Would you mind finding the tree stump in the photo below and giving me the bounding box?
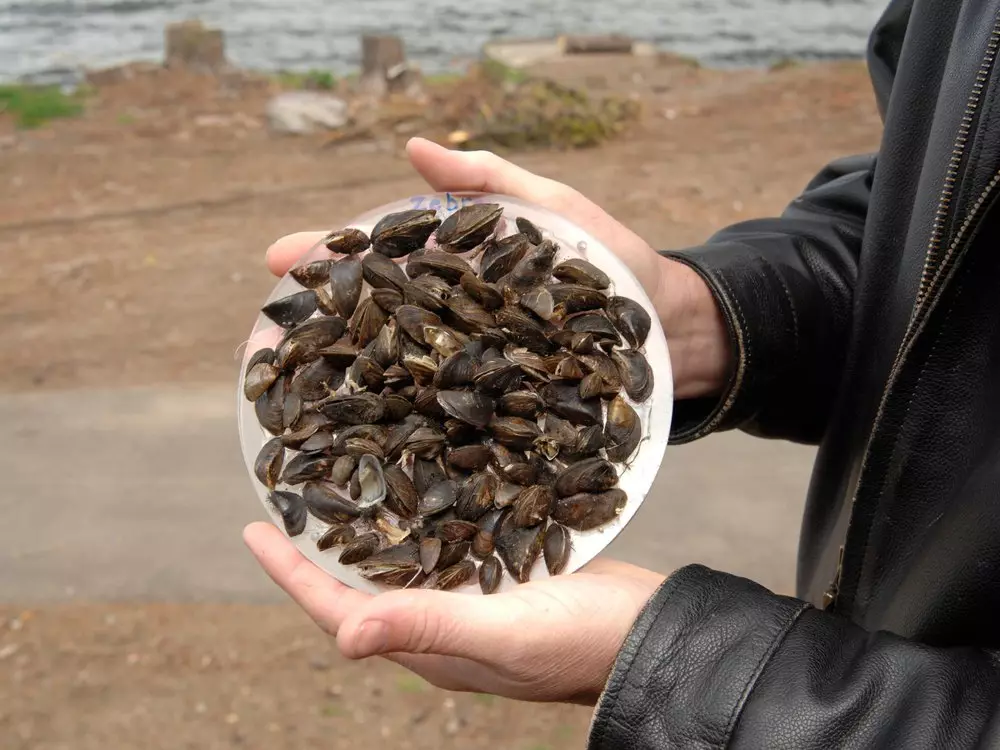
[165,19,227,72]
[359,35,416,98]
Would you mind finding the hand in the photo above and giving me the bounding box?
[244,522,665,704]
[266,137,731,399]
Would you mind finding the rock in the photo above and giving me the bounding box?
[165,20,226,72]
[266,92,349,135]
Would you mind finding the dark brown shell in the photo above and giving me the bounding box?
[504,240,558,292]
[437,390,496,429]
[255,374,288,435]
[418,478,457,516]
[362,252,409,291]
[548,283,608,316]
[339,533,381,565]
[551,259,611,290]
[607,296,652,349]
[540,381,603,426]
[324,227,371,255]
[554,457,619,498]
[551,489,627,531]
[329,455,357,486]
[511,485,555,528]
[455,472,499,521]
[478,555,503,594]
[261,290,318,328]
[279,452,336,486]
[270,491,307,537]
[495,524,545,583]
[371,209,441,258]
[489,416,541,451]
[253,437,284,490]
[613,350,654,402]
[244,361,279,401]
[275,317,348,370]
[433,350,477,389]
[383,464,419,518]
[436,560,477,590]
[434,203,503,252]
[543,523,572,575]
[420,537,442,573]
[328,256,363,318]
[564,311,621,348]
[290,259,333,289]
[403,274,451,311]
[444,291,497,334]
[435,519,479,544]
[604,394,642,462]
[316,524,356,551]
[291,358,344,401]
[405,426,447,459]
[460,272,504,311]
[303,481,362,521]
[321,392,386,425]
[515,217,544,244]
[480,234,531,283]
[498,390,543,419]
[371,288,404,313]
[406,250,473,283]
[395,304,443,343]
[446,444,493,472]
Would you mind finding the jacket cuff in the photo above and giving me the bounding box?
[660,244,799,443]
[587,564,809,750]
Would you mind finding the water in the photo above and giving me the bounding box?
[0,0,887,85]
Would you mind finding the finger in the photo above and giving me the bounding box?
[243,522,371,635]
[265,231,328,277]
[405,137,574,207]
[336,587,523,661]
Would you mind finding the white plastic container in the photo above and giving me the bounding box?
[236,192,672,594]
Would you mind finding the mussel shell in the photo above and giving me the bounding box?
[511,485,555,528]
[261,290,318,328]
[605,395,641,462]
[282,412,329,449]
[303,481,362,521]
[607,296,651,349]
[472,530,495,560]
[473,359,523,395]
[324,227,371,255]
[362,252,409,291]
[548,283,608,316]
[403,274,451,311]
[551,259,611,290]
[552,489,627,531]
[370,288,403,313]
[316,524,356,551]
[350,297,390,348]
[345,437,385,460]
[406,250,473,283]
[406,426,447,459]
[488,416,541,451]
[384,393,413,422]
[276,317,348,370]
[316,342,359,368]
[417,479,459,516]
[356,454,387,510]
[245,347,275,374]
[253,437,284,490]
[478,328,509,351]
[299,430,335,452]
[339,532,381,565]
[444,418,478,446]
[279,452,335,485]
[446,444,493,472]
[435,519,479,544]
[396,304,443,343]
[330,454,357,486]
[535,414,577,460]
[578,352,623,395]
[443,292,497,334]
[460,272,504,311]
[454,472,500,522]
[540,381,602,426]
[543,523,572,575]
[495,306,556,354]
[414,387,447,419]
[478,555,504,593]
[498,390,543,419]
[433,350,477,389]
[480,234,531,283]
[554,457,619,498]
[329,256,363,318]
[330,425,388,455]
[435,541,472,571]
[437,390,496,429]
[369,323,399,369]
[321,393,386,425]
[504,346,551,382]
[346,355,385,393]
[571,424,606,459]
[434,203,503,252]
[413,459,447,498]
[495,524,545,583]
[403,354,439,387]
[505,239,558,292]
[515,217,544,245]
[371,209,441,258]
[423,324,465,357]
[436,560,477,590]
[520,287,555,321]
[270,490,307,537]
[384,363,414,389]
[564,312,621,348]
[613,350,654,402]
[244,361,279,401]
[420,537,442,573]
[291,358,344,401]
[282,391,303,430]
[578,372,605,401]
[383,417,422,463]
[290,259,333,289]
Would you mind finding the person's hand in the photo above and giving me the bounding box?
[267,137,731,399]
[244,522,665,704]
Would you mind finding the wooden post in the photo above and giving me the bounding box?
[165,19,226,71]
[359,35,406,97]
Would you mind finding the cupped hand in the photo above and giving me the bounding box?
[267,137,731,399]
[244,522,664,705]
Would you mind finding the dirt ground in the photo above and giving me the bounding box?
[0,55,881,749]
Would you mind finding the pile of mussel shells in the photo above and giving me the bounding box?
[243,202,654,594]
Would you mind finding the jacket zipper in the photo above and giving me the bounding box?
[824,14,1000,610]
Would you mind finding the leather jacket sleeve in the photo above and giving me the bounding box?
[665,153,875,445]
[587,565,1000,749]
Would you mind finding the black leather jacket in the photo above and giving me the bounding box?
[588,2,1000,747]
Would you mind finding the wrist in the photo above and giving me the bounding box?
[652,256,732,399]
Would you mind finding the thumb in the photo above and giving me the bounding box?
[336,588,521,661]
[405,137,574,207]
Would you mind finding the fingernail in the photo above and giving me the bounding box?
[355,620,388,656]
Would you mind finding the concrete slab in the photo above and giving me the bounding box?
[0,386,816,603]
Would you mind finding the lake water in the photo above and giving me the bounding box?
[0,0,888,85]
